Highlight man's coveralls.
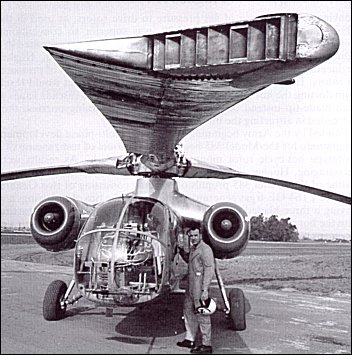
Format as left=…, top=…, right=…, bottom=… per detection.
left=182, top=240, right=215, bottom=346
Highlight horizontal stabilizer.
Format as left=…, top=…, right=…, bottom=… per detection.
left=43, top=13, right=340, bottom=160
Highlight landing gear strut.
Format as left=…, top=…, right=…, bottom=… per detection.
left=214, top=261, right=246, bottom=331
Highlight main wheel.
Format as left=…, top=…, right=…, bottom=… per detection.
left=229, top=288, right=246, bottom=331
left=43, top=280, right=67, bottom=321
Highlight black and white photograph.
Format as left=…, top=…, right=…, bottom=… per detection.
left=1, top=1, right=351, bottom=354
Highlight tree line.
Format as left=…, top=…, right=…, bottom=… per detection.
left=250, top=213, right=299, bottom=242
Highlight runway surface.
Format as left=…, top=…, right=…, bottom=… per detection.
left=1, top=238, right=351, bottom=354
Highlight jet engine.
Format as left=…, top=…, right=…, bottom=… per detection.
left=203, top=202, right=250, bottom=259
left=30, top=196, right=94, bottom=252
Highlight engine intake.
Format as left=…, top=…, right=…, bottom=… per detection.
left=30, top=196, right=93, bottom=252
left=203, top=202, right=250, bottom=259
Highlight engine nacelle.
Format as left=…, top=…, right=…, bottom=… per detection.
left=203, top=202, right=250, bottom=259
left=30, top=196, right=94, bottom=252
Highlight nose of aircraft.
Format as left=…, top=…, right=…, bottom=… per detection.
left=297, top=14, right=339, bottom=60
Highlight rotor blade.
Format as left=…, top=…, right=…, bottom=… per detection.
left=185, top=158, right=351, bottom=205
left=1, top=156, right=130, bottom=182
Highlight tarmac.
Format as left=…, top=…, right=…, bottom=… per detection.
left=1, top=250, right=350, bottom=354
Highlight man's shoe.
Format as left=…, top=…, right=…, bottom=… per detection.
left=191, top=345, right=213, bottom=354
left=176, top=339, right=195, bottom=348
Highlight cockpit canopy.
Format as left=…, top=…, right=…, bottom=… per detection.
left=83, top=197, right=167, bottom=235
left=74, top=196, right=178, bottom=306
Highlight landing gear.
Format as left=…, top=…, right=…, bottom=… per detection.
left=214, top=261, right=246, bottom=331
left=43, top=279, right=82, bottom=321
left=229, top=288, right=246, bottom=331
left=43, top=280, right=67, bottom=321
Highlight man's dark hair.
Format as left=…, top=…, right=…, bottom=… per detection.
left=188, top=222, right=200, bottom=231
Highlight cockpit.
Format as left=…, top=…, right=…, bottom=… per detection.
left=74, top=196, right=177, bottom=306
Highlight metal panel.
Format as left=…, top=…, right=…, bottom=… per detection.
left=196, top=29, right=207, bottom=66
left=265, top=19, right=280, bottom=59
left=165, top=34, right=181, bottom=68
left=153, top=36, right=165, bottom=70
left=287, top=14, right=298, bottom=60
left=180, top=32, right=196, bottom=67
left=207, top=26, right=229, bottom=65
left=248, top=22, right=266, bottom=60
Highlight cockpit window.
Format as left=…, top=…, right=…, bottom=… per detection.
left=82, top=198, right=125, bottom=233
left=121, top=200, right=166, bottom=242
left=80, top=197, right=168, bottom=246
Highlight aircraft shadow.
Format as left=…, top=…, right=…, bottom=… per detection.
left=63, top=288, right=251, bottom=352
left=211, top=312, right=252, bottom=354
left=65, top=306, right=93, bottom=317
left=115, top=293, right=185, bottom=337
left=113, top=289, right=251, bottom=353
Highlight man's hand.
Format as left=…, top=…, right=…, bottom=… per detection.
left=201, top=290, right=208, bottom=301
left=177, top=241, right=184, bottom=249
left=177, top=233, right=185, bottom=249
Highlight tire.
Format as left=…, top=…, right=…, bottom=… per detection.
left=43, top=280, right=67, bottom=321
left=229, top=288, right=246, bottom=331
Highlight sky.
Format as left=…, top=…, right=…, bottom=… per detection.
left=1, top=1, right=351, bottom=237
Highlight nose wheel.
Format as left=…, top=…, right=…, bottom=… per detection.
left=43, top=280, right=68, bottom=321
left=43, top=279, right=82, bottom=321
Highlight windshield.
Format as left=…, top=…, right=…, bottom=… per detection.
left=80, top=197, right=167, bottom=241
left=82, top=198, right=125, bottom=232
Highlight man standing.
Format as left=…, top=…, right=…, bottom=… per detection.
left=177, top=226, right=215, bottom=354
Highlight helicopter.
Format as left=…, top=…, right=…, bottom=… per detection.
left=1, top=13, right=350, bottom=331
